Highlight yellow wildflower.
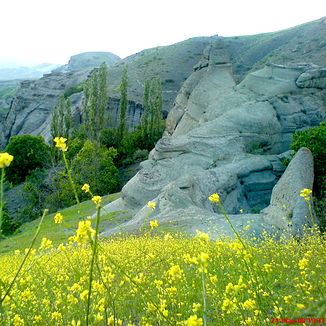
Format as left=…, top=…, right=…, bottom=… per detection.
left=297, top=303, right=305, bottom=310
left=39, top=237, right=53, bottom=250
left=81, top=183, right=90, bottom=193
left=242, top=299, right=256, bottom=310
left=300, top=188, right=312, bottom=197
left=53, top=137, right=68, bottom=152
left=92, top=196, right=102, bottom=205
left=284, top=295, right=292, bottom=304
left=225, top=283, right=235, bottom=294
left=95, top=313, right=103, bottom=322
left=54, top=213, right=63, bottom=224
left=184, top=314, right=203, bottom=326
left=72, top=220, right=96, bottom=245
left=0, top=152, right=13, bottom=168
left=209, top=193, right=220, bottom=203
left=147, top=201, right=156, bottom=210
left=150, top=220, right=158, bottom=228
left=195, top=230, right=209, bottom=243
left=192, top=303, right=201, bottom=312
left=80, top=290, right=89, bottom=301
left=199, top=252, right=209, bottom=266
left=300, top=188, right=312, bottom=201
left=57, top=243, right=66, bottom=251
left=299, top=258, right=309, bottom=270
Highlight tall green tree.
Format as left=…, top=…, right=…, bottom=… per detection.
left=82, top=62, right=108, bottom=143
left=51, top=95, right=72, bottom=140
left=117, top=65, right=129, bottom=145
left=141, top=79, right=150, bottom=144
left=146, top=76, right=164, bottom=147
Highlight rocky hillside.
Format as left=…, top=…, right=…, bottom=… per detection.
left=0, top=17, right=325, bottom=149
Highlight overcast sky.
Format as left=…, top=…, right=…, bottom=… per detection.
left=1, top=0, right=325, bottom=66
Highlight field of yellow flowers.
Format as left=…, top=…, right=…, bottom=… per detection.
left=1, top=140, right=326, bottom=325
left=0, top=227, right=325, bottom=325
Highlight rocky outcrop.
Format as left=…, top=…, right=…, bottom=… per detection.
left=261, top=147, right=315, bottom=235
left=0, top=69, right=91, bottom=148
left=100, top=36, right=325, bottom=238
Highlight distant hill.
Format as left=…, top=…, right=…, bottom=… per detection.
left=53, top=52, right=121, bottom=73
left=0, top=62, right=62, bottom=81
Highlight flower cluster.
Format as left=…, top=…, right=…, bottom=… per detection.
left=300, top=188, right=312, bottom=202
left=69, top=220, right=96, bottom=245
left=0, top=152, right=14, bottom=169
left=53, top=137, right=68, bottom=152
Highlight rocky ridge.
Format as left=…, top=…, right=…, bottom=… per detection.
left=100, top=36, right=326, bottom=238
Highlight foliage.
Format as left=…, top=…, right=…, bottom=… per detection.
left=4, top=135, right=51, bottom=185
left=83, top=62, right=109, bottom=143
left=22, top=140, right=119, bottom=213
left=63, top=81, right=85, bottom=99
left=0, top=204, right=21, bottom=236
left=290, top=122, right=326, bottom=231
left=117, top=64, right=129, bottom=145
left=51, top=95, right=72, bottom=142
left=139, top=76, right=165, bottom=150
left=290, top=122, right=326, bottom=199
left=71, top=140, right=119, bottom=196
left=20, top=168, right=52, bottom=222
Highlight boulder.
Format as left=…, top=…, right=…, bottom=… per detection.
left=261, top=147, right=316, bottom=235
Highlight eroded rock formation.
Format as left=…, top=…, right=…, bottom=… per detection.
left=101, top=36, right=326, bottom=237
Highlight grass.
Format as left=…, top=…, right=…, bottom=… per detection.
left=0, top=86, right=19, bottom=101
left=0, top=192, right=121, bottom=254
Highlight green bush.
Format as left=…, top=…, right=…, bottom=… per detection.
left=290, top=122, right=326, bottom=199
left=0, top=205, right=21, bottom=236
left=290, top=122, right=326, bottom=231
left=5, top=135, right=51, bottom=185
left=63, top=82, right=85, bottom=99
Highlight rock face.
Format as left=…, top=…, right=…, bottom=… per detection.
left=101, top=36, right=325, bottom=237
left=0, top=69, right=91, bottom=148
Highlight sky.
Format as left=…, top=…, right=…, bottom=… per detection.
left=0, top=0, right=325, bottom=66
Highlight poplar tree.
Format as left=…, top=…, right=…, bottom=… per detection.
left=51, top=95, right=72, bottom=140
left=117, top=65, right=128, bottom=145
left=82, top=62, right=108, bottom=143
left=141, top=79, right=150, bottom=144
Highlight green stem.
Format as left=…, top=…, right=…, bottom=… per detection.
left=218, top=202, right=245, bottom=248
left=0, top=168, right=5, bottom=239
left=85, top=204, right=101, bottom=326
left=0, top=209, right=48, bottom=316
left=308, top=199, right=317, bottom=230
left=62, top=152, right=85, bottom=220
left=201, top=268, right=207, bottom=326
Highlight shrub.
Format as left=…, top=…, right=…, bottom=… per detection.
left=5, top=135, right=51, bottom=185
left=290, top=122, right=326, bottom=199
left=290, top=122, right=326, bottom=231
